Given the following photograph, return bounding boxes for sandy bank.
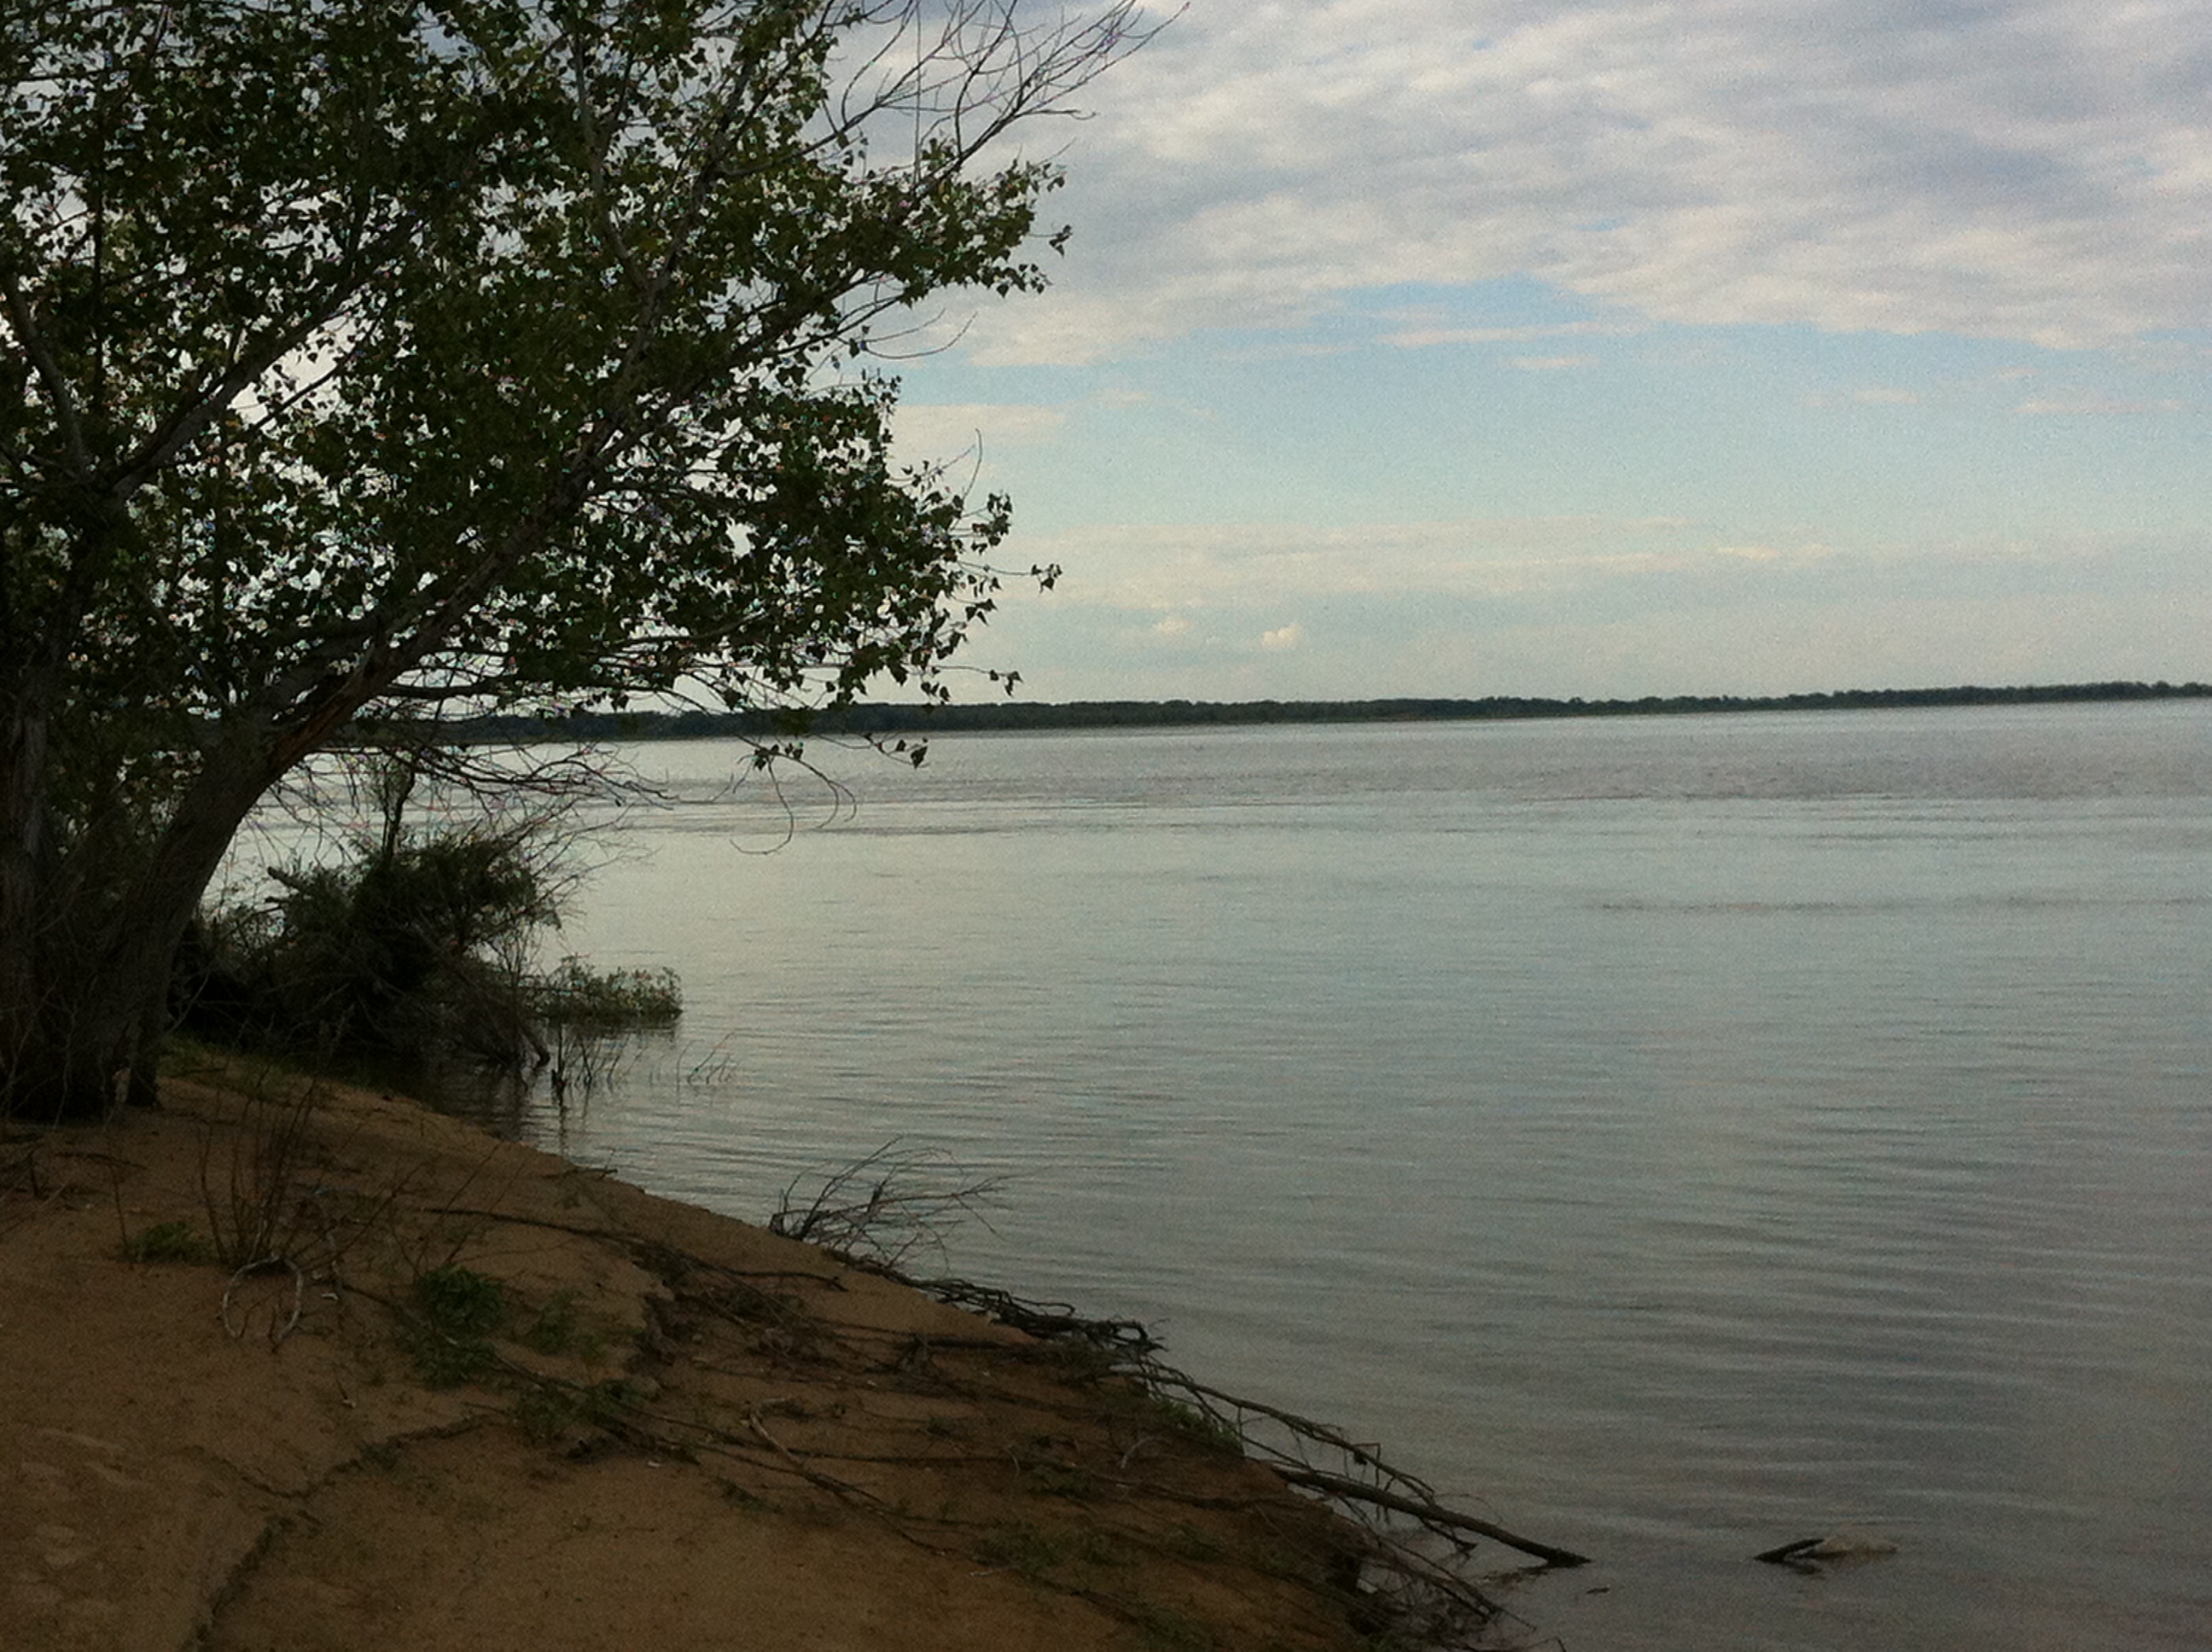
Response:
[1,1059,1505,1651]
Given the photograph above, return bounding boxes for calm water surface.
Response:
[466,703,2212,1650]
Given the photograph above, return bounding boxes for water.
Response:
[460,701,2212,1649]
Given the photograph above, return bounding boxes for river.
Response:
[426,700,2212,1650]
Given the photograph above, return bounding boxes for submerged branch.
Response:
[1270,1464,1591,1569]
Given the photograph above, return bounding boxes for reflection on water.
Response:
[435,702,2212,1652]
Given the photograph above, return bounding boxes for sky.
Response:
[881,0,2212,702]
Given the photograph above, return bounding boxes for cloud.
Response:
[1509,353,1597,371]
[1712,544,1821,563]
[1011,518,1843,611]
[1260,622,1305,649]
[2015,393,2197,415]
[888,402,1067,461]
[966,0,2212,363]
[975,526,2212,704]
[1379,319,1640,350]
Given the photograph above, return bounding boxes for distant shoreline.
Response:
[457,678,2212,744]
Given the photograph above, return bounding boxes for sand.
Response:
[0,1056,1459,1652]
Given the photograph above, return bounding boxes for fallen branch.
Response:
[1272,1465,1591,1568]
[912,1277,1157,1352]
[896,1267,1592,1635]
[1165,1376,1390,1473]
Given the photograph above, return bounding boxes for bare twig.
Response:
[768,1140,1004,1267]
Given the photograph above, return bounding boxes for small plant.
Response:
[1011,1437,1098,1499]
[1064,1530,1133,1568]
[521,1290,602,1359]
[408,1327,497,1388]
[1042,1336,1124,1386]
[1024,1461,1098,1498]
[579,1377,644,1428]
[196,1078,323,1271]
[1355,1633,1429,1652]
[975,1522,1068,1580]
[1141,1393,1245,1455]
[414,1264,506,1335]
[406,1264,506,1387]
[1127,1602,1216,1652]
[512,1385,582,1446]
[1161,1523,1225,1564]
[119,1219,213,1265]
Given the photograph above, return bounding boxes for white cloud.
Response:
[967,0,2212,363]
[888,401,1067,462]
[973,521,2212,702]
[1382,319,1640,350]
[1510,353,1597,371]
[1011,518,1844,609]
[1712,544,1819,563]
[2015,393,2197,415]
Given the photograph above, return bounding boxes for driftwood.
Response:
[1755,1531,1900,1565]
[746,1144,1588,1638]
[1272,1464,1592,1568]
[1144,1370,1590,1568]
[902,1267,1593,1647]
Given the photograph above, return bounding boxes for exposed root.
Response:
[888,1271,1591,1646]
[220,1255,306,1346]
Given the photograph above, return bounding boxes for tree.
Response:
[0,0,1143,1120]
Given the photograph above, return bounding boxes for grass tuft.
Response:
[974,1521,1071,1579]
[119,1219,214,1265]
[521,1289,602,1359]
[406,1264,506,1387]
[414,1264,506,1335]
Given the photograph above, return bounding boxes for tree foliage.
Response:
[0,0,1142,1117]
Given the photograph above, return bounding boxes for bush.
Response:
[527,959,682,1028]
[407,1264,508,1387]
[178,759,678,1073]
[414,1264,508,1335]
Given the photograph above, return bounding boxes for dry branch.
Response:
[1271,1465,1591,1568]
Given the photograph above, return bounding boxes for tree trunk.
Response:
[0,676,65,1115]
[0,725,270,1122]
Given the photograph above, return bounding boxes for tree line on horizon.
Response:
[457,678,2212,744]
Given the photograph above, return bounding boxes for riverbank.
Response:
[0,1056,1503,1651]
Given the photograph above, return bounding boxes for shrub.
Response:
[414,1264,507,1335]
[527,960,682,1028]
[119,1220,213,1265]
[178,759,679,1074]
